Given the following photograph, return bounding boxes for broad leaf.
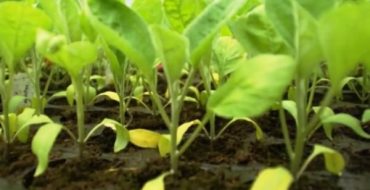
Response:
[303,144,345,175]
[163,0,206,32]
[94,91,120,103]
[208,54,295,118]
[142,172,170,190]
[60,0,82,41]
[295,2,323,78]
[32,123,62,176]
[88,0,156,81]
[212,36,246,76]
[36,30,98,79]
[230,5,290,55]
[297,0,336,18]
[0,1,51,70]
[132,0,164,25]
[150,25,188,84]
[184,0,246,64]
[129,129,161,148]
[17,114,53,143]
[313,106,335,140]
[251,167,293,190]
[264,0,294,48]
[318,3,370,89]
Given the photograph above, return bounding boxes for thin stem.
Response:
[279,105,294,161]
[306,72,318,113]
[148,83,172,129]
[32,50,43,115]
[73,78,86,159]
[169,85,180,173]
[178,112,211,156]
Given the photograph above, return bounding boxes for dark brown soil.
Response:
[0,95,370,190]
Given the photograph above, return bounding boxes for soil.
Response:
[1,91,370,190]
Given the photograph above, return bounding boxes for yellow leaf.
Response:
[251,167,293,190]
[129,129,161,148]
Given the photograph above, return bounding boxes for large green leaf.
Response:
[150,25,188,84]
[60,0,82,41]
[36,30,98,78]
[318,3,370,89]
[38,0,68,36]
[207,54,295,118]
[297,0,336,18]
[184,0,246,65]
[0,1,51,69]
[32,123,62,176]
[264,0,294,48]
[295,2,323,78]
[211,36,246,76]
[163,0,206,32]
[132,0,164,25]
[230,5,290,56]
[251,167,293,190]
[88,0,156,80]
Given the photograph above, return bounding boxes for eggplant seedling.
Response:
[0,1,51,161]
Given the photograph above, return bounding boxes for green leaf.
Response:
[163,0,206,32]
[60,0,82,41]
[8,95,26,113]
[38,0,68,36]
[295,2,323,78]
[132,0,164,25]
[97,118,129,152]
[0,1,51,69]
[264,0,294,48]
[184,0,246,64]
[212,36,246,76]
[150,25,188,84]
[66,85,75,106]
[45,41,98,78]
[313,106,335,140]
[230,5,290,55]
[251,167,293,190]
[282,100,298,126]
[17,114,53,143]
[297,0,336,18]
[208,54,295,118]
[318,3,370,89]
[129,129,161,148]
[88,0,156,81]
[322,113,370,139]
[303,144,345,175]
[362,109,370,123]
[142,172,170,190]
[32,123,62,176]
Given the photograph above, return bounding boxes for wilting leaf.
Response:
[32,123,62,176]
[129,129,161,148]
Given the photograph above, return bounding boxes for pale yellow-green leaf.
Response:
[142,172,170,190]
[251,167,293,190]
[129,129,161,148]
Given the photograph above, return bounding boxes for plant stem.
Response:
[306,72,318,113]
[32,50,43,115]
[73,78,85,160]
[291,78,307,176]
[169,89,180,173]
[178,112,211,156]
[279,105,294,161]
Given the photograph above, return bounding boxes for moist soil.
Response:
[0,94,370,190]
